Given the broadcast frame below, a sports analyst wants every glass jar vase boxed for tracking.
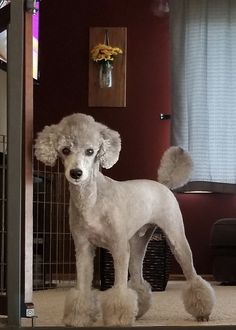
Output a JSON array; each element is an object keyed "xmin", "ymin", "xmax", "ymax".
[{"xmin": 99, "ymin": 61, "xmax": 113, "ymax": 88}]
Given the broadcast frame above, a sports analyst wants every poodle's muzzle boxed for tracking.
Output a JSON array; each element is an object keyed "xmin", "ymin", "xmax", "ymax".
[{"xmin": 63, "ymin": 151, "xmax": 98, "ymax": 184}]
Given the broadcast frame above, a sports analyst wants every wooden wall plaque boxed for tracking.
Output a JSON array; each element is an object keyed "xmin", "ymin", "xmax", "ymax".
[{"xmin": 88, "ymin": 27, "xmax": 127, "ymax": 107}]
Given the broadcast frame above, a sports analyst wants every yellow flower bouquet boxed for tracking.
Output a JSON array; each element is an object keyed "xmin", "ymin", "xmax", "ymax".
[
  {"xmin": 91, "ymin": 43, "xmax": 123, "ymax": 88},
  {"xmin": 91, "ymin": 43, "xmax": 123, "ymax": 62}
]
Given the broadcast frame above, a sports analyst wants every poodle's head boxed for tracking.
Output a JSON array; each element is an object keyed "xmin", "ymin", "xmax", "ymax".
[{"xmin": 35, "ymin": 113, "xmax": 121, "ymax": 184}]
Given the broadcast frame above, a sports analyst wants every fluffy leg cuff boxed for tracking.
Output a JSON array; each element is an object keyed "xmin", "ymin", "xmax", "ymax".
[
  {"xmin": 182, "ymin": 275, "xmax": 216, "ymax": 321},
  {"xmin": 100, "ymin": 286, "xmax": 138, "ymax": 326},
  {"xmin": 63, "ymin": 287, "xmax": 99, "ymax": 327}
]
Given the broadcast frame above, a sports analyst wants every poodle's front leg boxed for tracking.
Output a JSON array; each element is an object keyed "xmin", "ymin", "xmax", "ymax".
[
  {"xmin": 63, "ymin": 236, "xmax": 98, "ymax": 327},
  {"xmin": 101, "ymin": 242, "xmax": 138, "ymax": 326}
]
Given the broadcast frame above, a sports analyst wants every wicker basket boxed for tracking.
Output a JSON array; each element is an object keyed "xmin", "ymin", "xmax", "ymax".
[{"xmin": 100, "ymin": 227, "xmax": 172, "ymax": 291}]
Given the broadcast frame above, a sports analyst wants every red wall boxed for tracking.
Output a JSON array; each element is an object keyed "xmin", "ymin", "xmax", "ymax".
[
  {"xmin": 175, "ymin": 193, "xmax": 236, "ymax": 274},
  {"xmin": 34, "ymin": 0, "xmax": 171, "ymax": 179},
  {"xmin": 34, "ymin": 0, "xmax": 236, "ymax": 275}
]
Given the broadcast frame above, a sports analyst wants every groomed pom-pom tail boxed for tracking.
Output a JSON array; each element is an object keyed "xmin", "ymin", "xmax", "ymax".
[{"xmin": 157, "ymin": 146, "xmax": 193, "ymax": 190}]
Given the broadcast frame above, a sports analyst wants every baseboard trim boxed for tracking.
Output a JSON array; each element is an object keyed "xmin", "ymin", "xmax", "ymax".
[{"xmin": 169, "ymin": 274, "xmax": 215, "ymax": 281}]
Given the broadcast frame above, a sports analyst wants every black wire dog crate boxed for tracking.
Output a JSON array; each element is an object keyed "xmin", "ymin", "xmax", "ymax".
[
  {"xmin": 0, "ymin": 134, "xmax": 77, "ymax": 294},
  {"xmin": 100, "ymin": 227, "xmax": 172, "ymax": 291},
  {"xmin": 33, "ymin": 159, "xmax": 76, "ymax": 289}
]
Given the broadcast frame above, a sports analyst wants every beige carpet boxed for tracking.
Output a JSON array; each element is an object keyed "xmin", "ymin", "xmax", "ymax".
[{"xmin": 23, "ymin": 281, "xmax": 236, "ymax": 327}]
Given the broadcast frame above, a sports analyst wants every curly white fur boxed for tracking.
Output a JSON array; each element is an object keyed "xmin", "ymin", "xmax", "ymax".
[
  {"xmin": 100, "ymin": 287, "xmax": 138, "ymax": 326},
  {"xmin": 158, "ymin": 146, "xmax": 193, "ymax": 189},
  {"xmin": 63, "ymin": 288, "xmax": 99, "ymax": 327},
  {"xmin": 182, "ymin": 275, "xmax": 216, "ymax": 321},
  {"xmin": 35, "ymin": 113, "xmax": 215, "ymax": 326}
]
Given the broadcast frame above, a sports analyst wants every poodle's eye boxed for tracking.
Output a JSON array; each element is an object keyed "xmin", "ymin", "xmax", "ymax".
[
  {"xmin": 85, "ymin": 148, "xmax": 94, "ymax": 156},
  {"xmin": 62, "ymin": 147, "xmax": 71, "ymax": 155}
]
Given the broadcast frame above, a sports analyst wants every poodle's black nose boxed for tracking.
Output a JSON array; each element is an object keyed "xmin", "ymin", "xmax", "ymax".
[{"xmin": 70, "ymin": 168, "xmax": 83, "ymax": 179}]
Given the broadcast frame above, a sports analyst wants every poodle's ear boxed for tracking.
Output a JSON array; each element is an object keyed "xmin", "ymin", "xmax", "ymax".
[
  {"xmin": 98, "ymin": 124, "xmax": 121, "ymax": 169},
  {"xmin": 34, "ymin": 124, "xmax": 59, "ymax": 166}
]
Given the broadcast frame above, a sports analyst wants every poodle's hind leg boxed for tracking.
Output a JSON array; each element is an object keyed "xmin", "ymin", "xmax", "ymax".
[
  {"xmin": 128, "ymin": 225, "xmax": 156, "ymax": 318},
  {"xmin": 161, "ymin": 213, "xmax": 215, "ymax": 321},
  {"xmin": 100, "ymin": 240, "xmax": 138, "ymax": 326}
]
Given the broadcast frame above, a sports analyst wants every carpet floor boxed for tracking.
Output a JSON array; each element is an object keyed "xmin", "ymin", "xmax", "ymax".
[{"xmin": 24, "ymin": 281, "xmax": 236, "ymax": 327}]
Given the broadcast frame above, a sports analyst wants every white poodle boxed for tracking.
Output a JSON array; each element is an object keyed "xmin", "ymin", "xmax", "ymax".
[{"xmin": 35, "ymin": 113, "xmax": 215, "ymax": 327}]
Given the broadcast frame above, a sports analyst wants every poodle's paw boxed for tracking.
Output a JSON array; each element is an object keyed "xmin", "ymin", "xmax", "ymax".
[
  {"xmin": 100, "ymin": 286, "xmax": 138, "ymax": 326},
  {"xmin": 129, "ymin": 279, "xmax": 152, "ymax": 318},
  {"xmin": 63, "ymin": 312, "xmax": 91, "ymax": 327},
  {"xmin": 63, "ymin": 287, "xmax": 99, "ymax": 327},
  {"xmin": 182, "ymin": 275, "xmax": 216, "ymax": 321},
  {"xmin": 196, "ymin": 315, "xmax": 209, "ymax": 322}
]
